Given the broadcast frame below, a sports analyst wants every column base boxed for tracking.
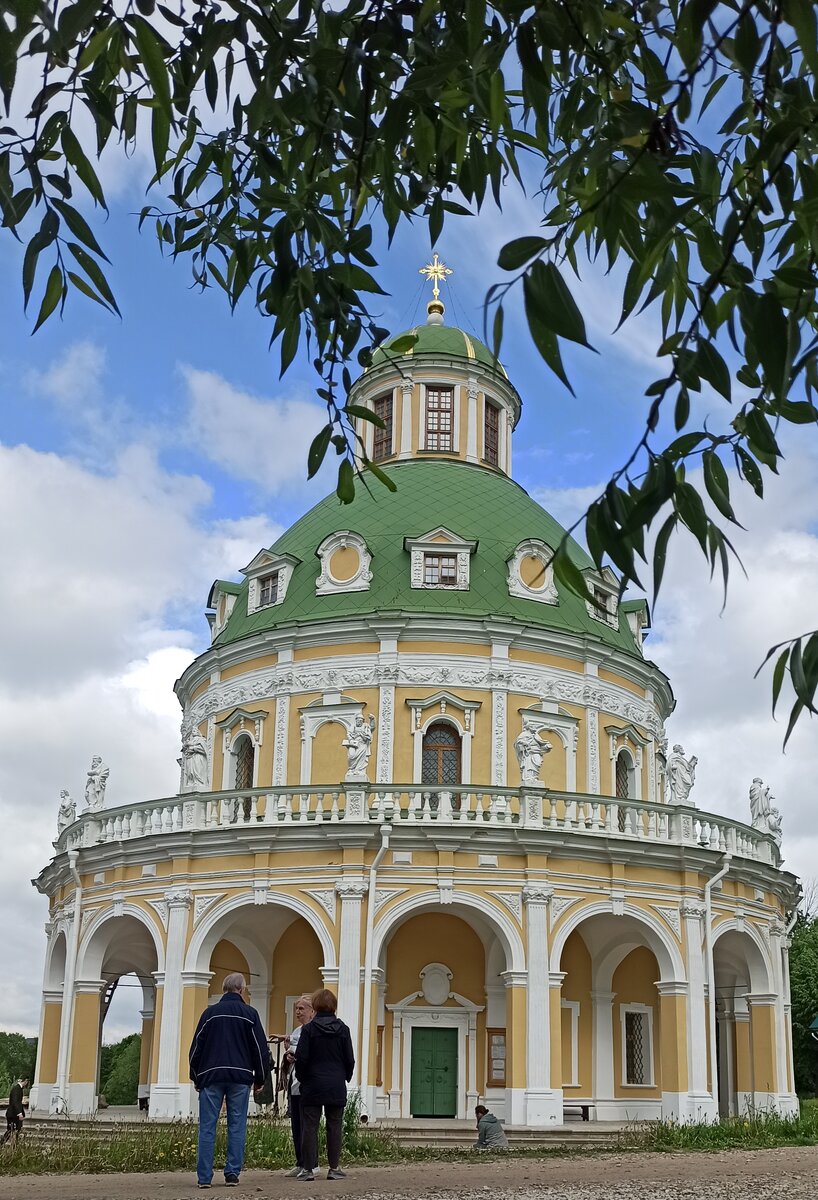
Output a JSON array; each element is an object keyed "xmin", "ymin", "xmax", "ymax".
[
  {"xmin": 149, "ymin": 1084, "xmax": 182, "ymax": 1119},
  {"xmin": 66, "ymin": 1082, "xmax": 97, "ymax": 1116},
  {"xmin": 683, "ymin": 1091, "xmax": 719, "ymax": 1123},
  {"xmin": 504, "ymin": 1087, "xmax": 527, "ymax": 1126},
  {"xmin": 387, "ymin": 1088, "xmax": 401, "ymax": 1117},
  {"xmin": 524, "ymin": 1088, "xmax": 563, "ymax": 1126},
  {"xmin": 595, "ymin": 1098, "xmax": 662, "ymax": 1121}
]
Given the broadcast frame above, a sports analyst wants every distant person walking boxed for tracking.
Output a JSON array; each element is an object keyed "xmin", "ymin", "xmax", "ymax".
[
  {"xmin": 189, "ymin": 973, "xmax": 271, "ymax": 1189},
  {"xmin": 2, "ymin": 1077, "xmax": 28, "ymax": 1145},
  {"xmin": 282, "ymin": 993, "xmax": 315, "ymax": 1178},
  {"xmin": 294, "ymin": 989, "xmax": 355, "ymax": 1182}
]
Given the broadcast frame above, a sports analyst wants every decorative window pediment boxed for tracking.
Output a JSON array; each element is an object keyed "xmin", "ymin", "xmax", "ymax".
[
  {"xmin": 315, "ymin": 530, "xmax": 372, "ymax": 595},
  {"xmin": 406, "ymin": 690, "xmax": 481, "ymax": 732},
  {"xmin": 206, "ymin": 581, "xmax": 240, "ymax": 640},
  {"xmin": 216, "ymin": 707, "xmax": 267, "ymax": 752},
  {"xmin": 507, "ymin": 539, "xmax": 558, "ymax": 604},
  {"xmin": 241, "ymin": 548, "xmax": 300, "ymax": 614},
  {"xmin": 585, "ymin": 566, "xmax": 620, "ymax": 627},
  {"xmin": 404, "ymin": 527, "xmax": 477, "ymax": 591}
]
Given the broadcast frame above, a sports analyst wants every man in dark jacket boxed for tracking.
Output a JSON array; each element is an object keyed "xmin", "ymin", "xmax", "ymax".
[
  {"xmin": 2, "ymin": 1077, "xmax": 28, "ymax": 1144},
  {"xmin": 189, "ymin": 973, "xmax": 271, "ymax": 1189},
  {"xmin": 294, "ymin": 988, "xmax": 355, "ymax": 1181}
]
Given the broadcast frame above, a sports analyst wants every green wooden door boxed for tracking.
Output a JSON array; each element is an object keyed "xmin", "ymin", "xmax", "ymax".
[{"xmin": 409, "ymin": 1027, "xmax": 458, "ymax": 1117}]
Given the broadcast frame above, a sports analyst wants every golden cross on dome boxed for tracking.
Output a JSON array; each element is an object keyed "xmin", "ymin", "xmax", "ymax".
[{"xmin": 419, "ymin": 253, "xmax": 453, "ymax": 301}]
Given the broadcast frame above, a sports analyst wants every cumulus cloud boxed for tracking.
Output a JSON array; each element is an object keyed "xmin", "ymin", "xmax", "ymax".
[
  {"xmin": 182, "ymin": 365, "xmax": 327, "ymax": 493},
  {"xmin": 0, "ymin": 440, "xmax": 282, "ymax": 1032}
]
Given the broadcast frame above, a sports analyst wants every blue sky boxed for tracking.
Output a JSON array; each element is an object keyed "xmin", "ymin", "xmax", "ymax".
[{"xmin": 1, "ymin": 152, "xmax": 816, "ymax": 1041}]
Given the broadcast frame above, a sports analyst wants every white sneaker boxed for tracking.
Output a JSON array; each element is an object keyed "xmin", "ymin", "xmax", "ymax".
[{"xmin": 285, "ymin": 1167, "xmax": 303, "ymax": 1177}]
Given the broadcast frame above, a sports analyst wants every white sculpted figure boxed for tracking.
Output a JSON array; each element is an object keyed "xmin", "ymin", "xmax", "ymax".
[
  {"xmin": 181, "ymin": 729, "xmax": 209, "ymax": 792},
  {"xmin": 750, "ymin": 777, "xmax": 783, "ymax": 846},
  {"xmin": 343, "ymin": 713, "xmax": 375, "ymax": 780},
  {"xmin": 667, "ymin": 744, "xmax": 697, "ymax": 805},
  {"xmin": 84, "ymin": 755, "xmax": 109, "ymax": 811},
  {"xmin": 57, "ymin": 789, "xmax": 76, "ymax": 833},
  {"xmin": 514, "ymin": 724, "xmax": 553, "ymax": 786}
]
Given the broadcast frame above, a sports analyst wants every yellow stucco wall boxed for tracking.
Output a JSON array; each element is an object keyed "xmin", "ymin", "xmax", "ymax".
[
  {"xmin": 270, "ymin": 918, "xmax": 325, "ymax": 1036},
  {"xmin": 311, "ymin": 721, "xmax": 349, "ymax": 786},
  {"xmin": 612, "ymin": 946, "xmax": 661, "ymax": 1099},
  {"xmin": 69, "ymin": 991, "xmax": 101, "ymax": 1083},
  {"xmin": 209, "ymin": 940, "xmax": 250, "ymax": 997},
  {"xmin": 38, "ymin": 1002, "xmax": 62, "ymax": 1084},
  {"xmin": 560, "ymin": 931, "xmax": 593, "ymax": 1094}
]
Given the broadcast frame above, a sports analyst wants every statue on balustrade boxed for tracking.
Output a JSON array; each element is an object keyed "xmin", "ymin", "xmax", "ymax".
[
  {"xmin": 84, "ymin": 755, "xmax": 109, "ymax": 811},
  {"xmin": 180, "ymin": 728, "xmax": 209, "ymax": 792},
  {"xmin": 749, "ymin": 777, "xmax": 783, "ymax": 846},
  {"xmin": 343, "ymin": 713, "xmax": 375, "ymax": 780},
  {"xmin": 514, "ymin": 723, "xmax": 552, "ymax": 786},
  {"xmin": 57, "ymin": 789, "xmax": 76, "ymax": 833},
  {"xmin": 667, "ymin": 744, "xmax": 697, "ymax": 805}
]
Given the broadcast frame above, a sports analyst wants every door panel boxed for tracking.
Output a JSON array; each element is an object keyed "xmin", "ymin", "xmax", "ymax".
[{"xmin": 409, "ymin": 1027, "xmax": 458, "ymax": 1117}]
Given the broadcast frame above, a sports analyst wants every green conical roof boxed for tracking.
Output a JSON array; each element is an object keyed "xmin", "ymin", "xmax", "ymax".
[
  {"xmin": 370, "ymin": 323, "xmax": 507, "ymax": 375},
  {"xmin": 214, "ymin": 459, "xmax": 640, "ymax": 655}
]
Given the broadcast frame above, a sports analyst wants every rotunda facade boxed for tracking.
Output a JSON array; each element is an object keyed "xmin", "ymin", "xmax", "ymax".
[{"xmin": 32, "ymin": 304, "xmax": 799, "ymax": 1126}]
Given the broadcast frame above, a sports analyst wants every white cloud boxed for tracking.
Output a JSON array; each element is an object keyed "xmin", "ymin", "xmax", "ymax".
[
  {"xmin": 182, "ymin": 366, "xmax": 328, "ymax": 493},
  {"xmin": 27, "ymin": 341, "xmax": 106, "ymax": 406},
  {"xmin": 0, "ymin": 440, "xmax": 282, "ymax": 1033}
]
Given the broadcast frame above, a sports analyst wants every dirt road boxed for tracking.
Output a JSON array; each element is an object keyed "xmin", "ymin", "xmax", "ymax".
[{"xmin": 1, "ymin": 1146, "xmax": 817, "ymax": 1200}]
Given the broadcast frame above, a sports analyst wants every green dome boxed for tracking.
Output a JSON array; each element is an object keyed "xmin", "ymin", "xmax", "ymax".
[
  {"xmin": 370, "ymin": 322, "xmax": 507, "ymax": 375},
  {"xmin": 215, "ymin": 460, "xmax": 640, "ymax": 655}
]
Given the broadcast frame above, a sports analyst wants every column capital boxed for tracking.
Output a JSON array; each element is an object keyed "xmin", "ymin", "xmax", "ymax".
[
  {"xmin": 42, "ymin": 988, "xmax": 63, "ymax": 1003},
  {"xmin": 590, "ymin": 990, "xmax": 616, "ymax": 1005},
  {"xmin": 549, "ymin": 970, "xmax": 566, "ymax": 989},
  {"xmin": 523, "ymin": 884, "xmax": 553, "ymax": 905},
  {"xmin": 681, "ymin": 900, "xmax": 707, "ymax": 920},
  {"xmin": 500, "ymin": 969, "xmax": 528, "ymax": 988},
  {"xmin": 139, "ymin": 1007, "xmax": 155, "ymax": 1021},
  {"xmin": 746, "ymin": 992, "xmax": 777, "ymax": 1007},
  {"xmin": 655, "ymin": 980, "xmax": 689, "ymax": 996},
  {"xmin": 74, "ymin": 978, "xmax": 106, "ymax": 995},
  {"xmin": 165, "ymin": 886, "xmax": 193, "ymax": 910},
  {"xmin": 320, "ymin": 966, "xmax": 340, "ymax": 986},
  {"xmin": 180, "ymin": 970, "xmax": 213, "ymax": 988},
  {"xmin": 336, "ymin": 878, "xmax": 368, "ymax": 898},
  {"xmin": 152, "ymin": 970, "xmax": 166, "ymax": 988}
]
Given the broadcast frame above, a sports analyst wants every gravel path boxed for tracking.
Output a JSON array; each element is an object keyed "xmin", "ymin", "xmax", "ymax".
[{"xmin": 1, "ymin": 1147, "xmax": 817, "ymax": 1200}]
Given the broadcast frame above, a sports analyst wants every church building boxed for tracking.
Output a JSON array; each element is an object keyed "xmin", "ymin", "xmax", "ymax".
[{"xmin": 31, "ymin": 264, "xmax": 799, "ymax": 1126}]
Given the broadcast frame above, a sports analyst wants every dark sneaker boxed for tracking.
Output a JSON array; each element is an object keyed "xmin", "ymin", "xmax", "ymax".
[
  {"xmin": 297, "ymin": 1170, "xmax": 315, "ymax": 1181},
  {"xmin": 225, "ymin": 1175, "xmax": 240, "ymax": 1186},
  {"xmin": 327, "ymin": 1169, "xmax": 347, "ymax": 1180}
]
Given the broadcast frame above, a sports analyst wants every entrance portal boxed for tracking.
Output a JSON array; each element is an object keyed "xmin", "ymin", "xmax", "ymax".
[{"xmin": 409, "ymin": 1027, "xmax": 457, "ymax": 1117}]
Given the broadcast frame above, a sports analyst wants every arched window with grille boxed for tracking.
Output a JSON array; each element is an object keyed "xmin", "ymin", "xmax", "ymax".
[
  {"xmin": 233, "ymin": 735, "xmax": 255, "ymax": 790},
  {"xmin": 421, "ymin": 721, "xmax": 462, "ymax": 786},
  {"xmin": 616, "ymin": 749, "xmax": 635, "ymax": 800}
]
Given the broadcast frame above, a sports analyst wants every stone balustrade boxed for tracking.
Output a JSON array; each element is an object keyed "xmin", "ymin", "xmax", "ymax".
[{"xmin": 55, "ymin": 784, "xmax": 777, "ymax": 866}]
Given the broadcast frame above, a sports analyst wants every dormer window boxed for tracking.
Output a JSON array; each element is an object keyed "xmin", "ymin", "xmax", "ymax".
[
  {"xmin": 372, "ymin": 395, "xmax": 393, "ymax": 461},
  {"xmin": 425, "ymin": 386, "xmax": 454, "ymax": 451},
  {"xmin": 258, "ymin": 572, "xmax": 279, "ymax": 608},
  {"xmin": 241, "ymin": 548, "xmax": 300, "ymax": 615},
  {"xmin": 484, "ymin": 401, "xmax": 499, "ymax": 466},
  {"xmin": 586, "ymin": 568, "xmax": 619, "ymax": 627},
  {"xmin": 423, "ymin": 553, "xmax": 457, "ymax": 587},
  {"xmin": 405, "ymin": 527, "xmax": 477, "ymax": 591}
]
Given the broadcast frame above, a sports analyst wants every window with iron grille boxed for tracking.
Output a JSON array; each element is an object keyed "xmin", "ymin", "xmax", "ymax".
[
  {"xmin": 425, "ymin": 386, "xmax": 454, "ymax": 450},
  {"xmin": 372, "ymin": 394, "xmax": 393, "ymax": 460},
  {"xmin": 484, "ymin": 401, "xmax": 499, "ymax": 466},
  {"xmin": 421, "ymin": 721, "xmax": 462, "ymax": 785},
  {"xmin": 234, "ymin": 736, "xmax": 255, "ymax": 790},
  {"xmin": 624, "ymin": 1009, "xmax": 649, "ymax": 1085},
  {"xmin": 616, "ymin": 750, "xmax": 632, "ymax": 799},
  {"xmin": 423, "ymin": 553, "xmax": 458, "ymax": 587},
  {"xmin": 259, "ymin": 572, "xmax": 279, "ymax": 607}
]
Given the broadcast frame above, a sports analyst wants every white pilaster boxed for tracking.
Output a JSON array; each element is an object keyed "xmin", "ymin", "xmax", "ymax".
[
  {"xmin": 150, "ymin": 888, "xmax": 192, "ymax": 1118},
  {"xmin": 399, "ymin": 378, "xmax": 413, "ymax": 458},
  {"xmin": 523, "ymin": 885, "xmax": 561, "ymax": 1124},
  {"xmin": 591, "ymin": 990, "xmax": 616, "ymax": 1118},
  {"xmin": 273, "ymin": 693, "xmax": 289, "ymax": 785},
  {"xmin": 681, "ymin": 900, "xmax": 716, "ymax": 1117},
  {"xmin": 336, "ymin": 879, "xmax": 367, "ymax": 1085},
  {"xmin": 466, "ymin": 377, "xmax": 478, "ymax": 462}
]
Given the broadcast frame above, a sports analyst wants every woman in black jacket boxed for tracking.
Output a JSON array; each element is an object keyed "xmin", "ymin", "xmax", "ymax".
[{"xmin": 294, "ymin": 989, "xmax": 355, "ymax": 1181}]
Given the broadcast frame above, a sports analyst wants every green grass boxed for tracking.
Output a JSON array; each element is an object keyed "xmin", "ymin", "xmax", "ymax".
[{"xmin": 3, "ymin": 1106, "xmax": 818, "ymax": 1176}]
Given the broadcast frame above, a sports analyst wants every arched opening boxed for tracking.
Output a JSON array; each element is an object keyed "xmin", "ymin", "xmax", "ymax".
[
  {"xmin": 712, "ymin": 926, "xmax": 776, "ymax": 1116},
  {"xmin": 374, "ymin": 897, "xmax": 520, "ymax": 1122},
  {"xmin": 615, "ymin": 749, "xmax": 635, "ymax": 800},
  {"xmin": 233, "ymin": 734, "xmax": 255, "ymax": 790},
  {"xmin": 421, "ymin": 721, "xmax": 461, "ymax": 785}
]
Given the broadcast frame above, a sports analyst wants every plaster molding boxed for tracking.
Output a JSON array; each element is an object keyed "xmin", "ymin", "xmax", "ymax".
[
  {"xmin": 193, "ymin": 893, "xmax": 225, "ymax": 925},
  {"xmin": 315, "ymin": 530, "xmax": 373, "ymax": 595},
  {"xmin": 507, "ymin": 539, "xmax": 558, "ymax": 604},
  {"xmin": 654, "ymin": 905, "xmax": 682, "ymax": 940},
  {"xmin": 496, "ymin": 891, "xmax": 523, "ymax": 921},
  {"xmin": 305, "ymin": 887, "xmax": 338, "ymax": 923},
  {"xmin": 147, "ymin": 899, "xmax": 169, "ymax": 931}
]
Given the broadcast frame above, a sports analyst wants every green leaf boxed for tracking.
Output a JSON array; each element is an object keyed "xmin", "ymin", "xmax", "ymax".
[
  {"xmin": 51, "ymin": 198, "xmax": 109, "ymax": 261},
  {"xmin": 365, "ymin": 459, "xmax": 398, "ymax": 492},
  {"xmin": 337, "ymin": 458, "xmax": 355, "ymax": 504},
  {"xmin": 492, "ymin": 303, "xmax": 503, "ymax": 358},
  {"xmin": 345, "ymin": 403, "xmax": 384, "ymax": 427},
  {"xmin": 652, "ymin": 513, "xmax": 677, "ymax": 601},
  {"xmin": 61, "ymin": 125, "xmax": 106, "ymax": 208},
  {"xmin": 32, "ymin": 265, "xmax": 63, "ymax": 333},
  {"xmin": 552, "ymin": 549, "xmax": 592, "ymax": 603},
  {"xmin": 695, "ymin": 340, "xmax": 732, "ymax": 401},
  {"xmin": 525, "ymin": 260, "xmax": 594, "ymax": 348},
  {"xmin": 388, "ymin": 333, "xmax": 418, "ymax": 354},
  {"xmin": 523, "ymin": 272, "xmax": 574, "ymax": 395},
  {"xmin": 497, "ymin": 237, "xmax": 547, "ymax": 271},
  {"xmin": 66, "ymin": 268, "xmax": 113, "ymax": 310},
  {"xmin": 66, "ymin": 242, "xmax": 120, "ymax": 314},
  {"xmin": 133, "ymin": 16, "xmax": 172, "ymax": 117},
  {"xmin": 784, "ymin": 0, "xmax": 818, "ymax": 76},
  {"xmin": 771, "ymin": 647, "xmax": 790, "ymax": 715},
  {"xmin": 755, "ymin": 294, "xmax": 789, "ymax": 399},
  {"xmin": 703, "ymin": 450, "xmax": 739, "ymax": 522},
  {"xmin": 151, "ymin": 105, "xmax": 171, "ymax": 174},
  {"xmin": 308, "ymin": 425, "xmax": 332, "ymax": 479}
]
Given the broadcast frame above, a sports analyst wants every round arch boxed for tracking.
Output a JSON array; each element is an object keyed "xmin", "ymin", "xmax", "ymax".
[
  {"xmin": 184, "ymin": 890, "xmax": 336, "ymax": 974},
  {"xmin": 712, "ymin": 919, "xmax": 773, "ymax": 994},
  {"xmin": 373, "ymin": 889, "xmax": 525, "ymax": 973},
  {"xmin": 44, "ymin": 929, "xmax": 68, "ymax": 991},
  {"xmin": 76, "ymin": 904, "xmax": 166, "ymax": 979},
  {"xmin": 549, "ymin": 901, "xmax": 685, "ymax": 982}
]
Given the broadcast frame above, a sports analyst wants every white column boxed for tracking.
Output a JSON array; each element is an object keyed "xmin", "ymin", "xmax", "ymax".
[
  {"xmin": 681, "ymin": 901, "xmax": 715, "ymax": 1117},
  {"xmin": 466, "ymin": 378, "xmax": 478, "ymax": 462},
  {"xmin": 150, "ymin": 887, "xmax": 192, "ymax": 1118},
  {"xmin": 399, "ymin": 378, "xmax": 413, "ymax": 458},
  {"xmin": 591, "ymin": 990, "xmax": 616, "ymax": 1118},
  {"xmin": 523, "ymin": 885, "xmax": 561, "ymax": 1124},
  {"xmin": 336, "ymin": 879, "xmax": 367, "ymax": 1086},
  {"xmin": 779, "ymin": 926, "xmax": 798, "ymax": 1112},
  {"xmin": 467, "ymin": 1012, "xmax": 479, "ymax": 1110}
]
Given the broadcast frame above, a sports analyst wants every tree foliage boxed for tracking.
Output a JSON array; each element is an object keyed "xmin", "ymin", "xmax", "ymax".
[
  {"xmin": 100, "ymin": 1033, "xmax": 141, "ymax": 1105},
  {"xmin": 1, "ymin": 0, "xmax": 817, "ymax": 732},
  {"xmin": 0, "ymin": 1031, "xmax": 36, "ymax": 1095},
  {"xmin": 789, "ymin": 913, "xmax": 818, "ymax": 1095}
]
